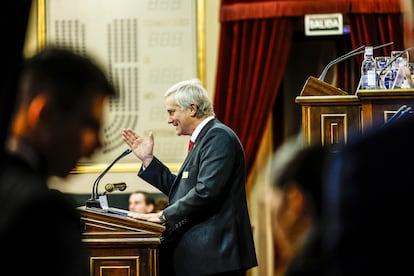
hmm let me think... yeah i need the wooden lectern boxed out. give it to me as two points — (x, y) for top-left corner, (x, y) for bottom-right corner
(296, 76), (414, 145)
(77, 206), (165, 276)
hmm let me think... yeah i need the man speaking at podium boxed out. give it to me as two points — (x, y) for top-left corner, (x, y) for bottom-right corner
(0, 48), (116, 276)
(122, 79), (258, 276)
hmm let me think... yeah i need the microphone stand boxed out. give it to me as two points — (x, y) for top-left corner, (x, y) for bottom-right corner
(319, 45), (366, 81)
(85, 148), (132, 208)
(318, 41), (394, 82)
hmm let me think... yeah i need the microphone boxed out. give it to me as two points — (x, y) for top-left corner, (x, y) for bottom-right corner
(85, 148), (132, 208)
(104, 182), (127, 193)
(319, 45), (366, 81)
(385, 105), (413, 125)
(318, 41), (394, 81)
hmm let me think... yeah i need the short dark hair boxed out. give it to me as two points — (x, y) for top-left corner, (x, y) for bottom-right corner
(131, 191), (156, 206)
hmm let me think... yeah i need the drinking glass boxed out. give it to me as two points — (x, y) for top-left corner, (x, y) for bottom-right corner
(375, 56), (392, 89)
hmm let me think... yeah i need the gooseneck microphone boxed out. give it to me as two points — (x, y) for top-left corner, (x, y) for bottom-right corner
(85, 148), (132, 208)
(104, 182), (127, 193)
(318, 41), (394, 81)
(319, 45), (366, 81)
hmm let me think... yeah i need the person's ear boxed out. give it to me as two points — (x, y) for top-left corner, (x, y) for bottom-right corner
(282, 185), (305, 227)
(285, 185), (305, 213)
(286, 185), (305, 212)
(147, 204), (155, 213)
(189, 104), (197, 117)
(27, 94), (48, 128)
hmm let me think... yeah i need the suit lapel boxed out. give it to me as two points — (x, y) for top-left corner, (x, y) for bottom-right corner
(170, 119), (217, 193)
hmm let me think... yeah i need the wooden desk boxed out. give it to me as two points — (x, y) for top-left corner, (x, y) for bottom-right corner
(357, 89), (414, 132)
(78, 206), (165, 276)
(295, 95), (360, 145)
(296, 88), (414, 145)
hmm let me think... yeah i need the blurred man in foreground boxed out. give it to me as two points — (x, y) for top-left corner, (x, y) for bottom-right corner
(0, 47), (115, 276)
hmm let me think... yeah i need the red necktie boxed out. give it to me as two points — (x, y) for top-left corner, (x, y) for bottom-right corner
(188, 140), (194, 153)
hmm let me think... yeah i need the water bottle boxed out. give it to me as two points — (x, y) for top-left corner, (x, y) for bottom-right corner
(360, 46), (377, 89)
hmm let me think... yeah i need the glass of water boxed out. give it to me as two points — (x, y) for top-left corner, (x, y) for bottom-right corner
(375, 56), (392, 89)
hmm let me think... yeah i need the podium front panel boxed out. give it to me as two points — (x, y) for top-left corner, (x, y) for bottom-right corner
(77, 206), (164, 276)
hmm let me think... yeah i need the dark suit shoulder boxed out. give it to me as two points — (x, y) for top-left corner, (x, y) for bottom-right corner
(200, 119), (241, 143)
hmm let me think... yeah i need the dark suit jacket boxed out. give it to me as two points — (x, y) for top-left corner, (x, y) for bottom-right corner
(322, 114), (414, 275)
(0, 153), (89, 276)
(139, 119), (258, 275)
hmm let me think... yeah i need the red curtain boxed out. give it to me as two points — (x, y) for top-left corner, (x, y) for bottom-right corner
(214, 18), (294, 174)
(215, 0), (404, 176)
(220, 0), (349, 19)
(347, 2), (404, 66)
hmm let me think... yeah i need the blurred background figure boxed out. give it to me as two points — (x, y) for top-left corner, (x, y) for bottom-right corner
(266, 134), (333, 276)
(0, 47), (115, 276)
(316, 2), (414, 275)
(154, 197), (169, 212)
(321, 114), (414, 276)
(128, 190), (156, 213)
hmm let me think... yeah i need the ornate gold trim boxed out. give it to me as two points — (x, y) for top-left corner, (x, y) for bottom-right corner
(36, 1), (205, 173)
(321, 113), (348, 145)
(197, 0), (206, 85)
(36, 0), (46, 49)
(37, 0), (205, 80)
